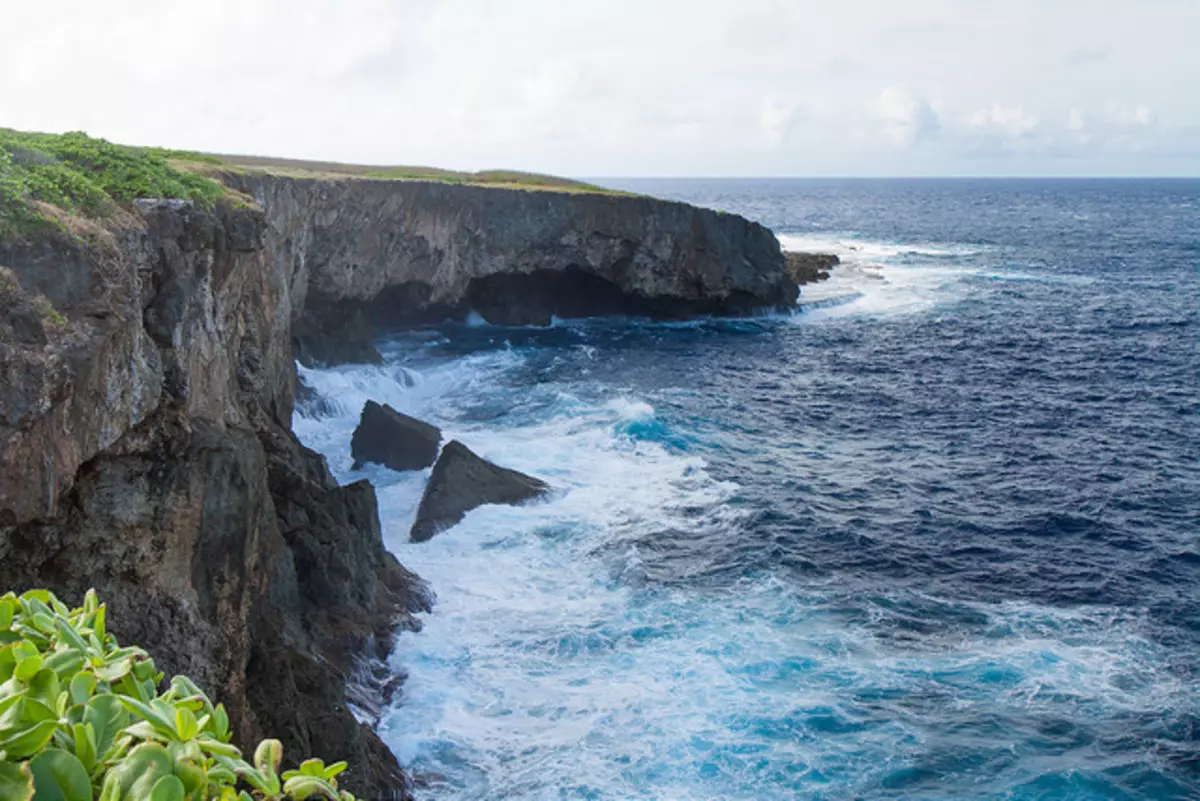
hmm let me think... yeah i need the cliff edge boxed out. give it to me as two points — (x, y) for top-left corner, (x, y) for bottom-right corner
(223, 172), (798, 365)
(0, 201), (428, 798)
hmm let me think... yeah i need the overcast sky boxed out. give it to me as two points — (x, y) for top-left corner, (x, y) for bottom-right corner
(2, 1), (1196, 177)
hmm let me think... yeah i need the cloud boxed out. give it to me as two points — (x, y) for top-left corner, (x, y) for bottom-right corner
(874, 85), (940, 148)
(968, 104), (1040, 137)
(0, 0), (1195, 176)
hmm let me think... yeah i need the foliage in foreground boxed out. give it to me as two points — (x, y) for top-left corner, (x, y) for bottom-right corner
(0, 129), (225, 237)
(0, 589), (355, 801)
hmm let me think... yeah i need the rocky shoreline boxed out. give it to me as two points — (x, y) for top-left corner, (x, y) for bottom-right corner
(0, 175), (823, 796)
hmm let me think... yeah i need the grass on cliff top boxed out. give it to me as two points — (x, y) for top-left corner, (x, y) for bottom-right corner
(0, 128), (233, 238)
(197, 153), (629, 195)
(0, 127), (630, 238)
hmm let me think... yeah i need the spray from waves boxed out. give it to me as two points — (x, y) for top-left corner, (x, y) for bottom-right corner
(778, 232), (990, 319)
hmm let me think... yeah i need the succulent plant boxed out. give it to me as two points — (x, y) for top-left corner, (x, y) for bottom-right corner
(0, 590), (357, 801)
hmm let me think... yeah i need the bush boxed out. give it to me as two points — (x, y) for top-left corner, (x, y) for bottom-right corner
(0, 589), (355, 801)
(0, 129), (227, 238)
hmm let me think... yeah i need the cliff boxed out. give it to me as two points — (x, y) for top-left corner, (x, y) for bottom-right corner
(222, 173), (797, 364)
(0, 202), (429, 798)
(1, 142), (799, 797)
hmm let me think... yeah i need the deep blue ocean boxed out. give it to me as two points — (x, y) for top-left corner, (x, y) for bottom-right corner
(296, 179), (1200, 800)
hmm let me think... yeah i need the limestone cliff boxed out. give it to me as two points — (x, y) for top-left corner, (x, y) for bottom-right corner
(223, 174), (798, 364)
(0, 172), (798, 797)
(0, 202), (428, 798)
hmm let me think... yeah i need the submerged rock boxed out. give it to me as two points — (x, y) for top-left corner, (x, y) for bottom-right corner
(410, 440), (549, 542)
(785, 252), (839, 284)
(351, 401), (442, 471)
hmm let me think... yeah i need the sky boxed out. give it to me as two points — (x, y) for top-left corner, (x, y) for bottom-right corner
(2, 0), (1196, 177)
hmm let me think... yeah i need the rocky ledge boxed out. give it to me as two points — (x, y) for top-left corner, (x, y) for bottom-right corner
(222, 174), (799, 365)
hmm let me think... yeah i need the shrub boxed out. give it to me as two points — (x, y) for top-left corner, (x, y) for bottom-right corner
(0, 589), (355, 801)
(0, 129), (227, 238)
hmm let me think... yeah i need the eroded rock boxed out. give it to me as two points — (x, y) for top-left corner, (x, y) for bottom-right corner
(410, 440), (549, 542)
(785, 252), (840, 284)
(351, 401), (441, 471)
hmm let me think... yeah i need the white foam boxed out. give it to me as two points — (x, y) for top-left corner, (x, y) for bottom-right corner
(290, 341), (1196, 800)
(778, 232), (988, 320)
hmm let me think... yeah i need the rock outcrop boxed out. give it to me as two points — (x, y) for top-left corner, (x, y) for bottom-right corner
(785, 252), (840, 285)
(352, 401), (441, 471)
(0, 201), (427, 798)
(222, 174), (799, 364)
(410, 441), (549, 542)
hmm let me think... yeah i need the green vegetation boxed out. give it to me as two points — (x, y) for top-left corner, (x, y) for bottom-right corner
(0, 129), (226, 238)
(0, 589), (356, 800)
(0, 126), (631, 239)
(211, 154), (626, 194)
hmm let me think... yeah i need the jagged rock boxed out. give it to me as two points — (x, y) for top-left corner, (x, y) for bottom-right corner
(223, 173), (799, 361)
(785, 252), (840, 285)
(351, 401), (441, 471)
(410, 440), (549, 542)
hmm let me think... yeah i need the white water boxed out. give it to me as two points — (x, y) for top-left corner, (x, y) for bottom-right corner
(778, 232), (987, 319)
(289, 246), (1189, 797)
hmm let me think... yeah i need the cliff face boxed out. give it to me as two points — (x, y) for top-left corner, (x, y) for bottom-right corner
(0, 202), (428, 798)
(224, 174), (797, 364)
(0, 174), (795, 796)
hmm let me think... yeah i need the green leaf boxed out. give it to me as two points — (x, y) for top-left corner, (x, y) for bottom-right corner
(148, 775), (184, 801)
(25, 670), (59, 707)
(281, 775), (340, 800)
(0, 761), (34, 801)
(0, 599), (15, 631)
(11, 644), (37, 666)
(41, 652), (85, 680)
(197, 738), (241, 759)
(71, 722), (96, 772)
(13, 656), (43, 684)
(89, 607), (104, 643)
(68, 674), (95, 707)
(82, 695), (127, 757)
(253, 739), (282, 775)
(18, 591), (51, 607)
(52, 621), (89, 656)
(116, 697), (175, 740)
(174, 707), (198, 742)
(323, 762), (347, 780)
(0, 693), (22, 720)
(0, 720), (59, 759)
(28, 749), (92, 801)
(18, 699), (57, 724)
(207, 703), (230, 741)
(92, 658), (130, 685)
(107, 742), (172, 800)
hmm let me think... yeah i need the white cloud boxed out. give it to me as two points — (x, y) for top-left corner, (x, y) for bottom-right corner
(874, 85), (940, 149)
(969, 104), (1040, 137)
(0, 0), (1195, 176)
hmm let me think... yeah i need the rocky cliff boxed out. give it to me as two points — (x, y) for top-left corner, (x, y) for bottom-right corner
(0, 201), (428, 798)
(0, 172), (797, 796)
(223, 174), (798, 364)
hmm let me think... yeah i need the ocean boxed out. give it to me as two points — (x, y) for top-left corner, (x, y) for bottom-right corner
(294, 178), (1199, 800)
